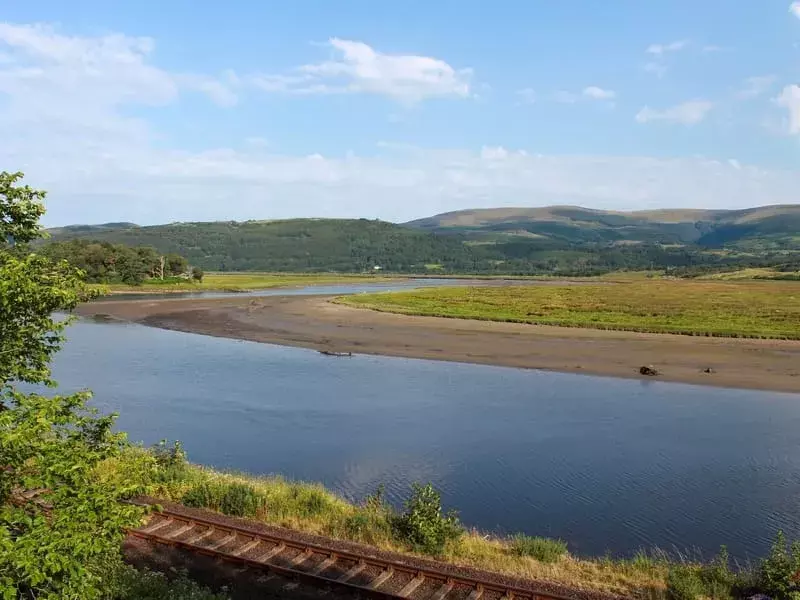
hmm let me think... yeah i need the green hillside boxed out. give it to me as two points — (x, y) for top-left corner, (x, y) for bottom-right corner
(405, 205), (800, 249)
(44, 204), (800, 276)
(44, 219), (477, 272)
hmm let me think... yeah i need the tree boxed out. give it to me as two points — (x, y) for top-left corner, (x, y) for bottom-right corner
(0, 171), (150, 599)
(165, 254), (188, 277)
(191, 266), (204, 282)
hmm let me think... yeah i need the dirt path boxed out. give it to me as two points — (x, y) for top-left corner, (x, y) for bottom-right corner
(78, 294), (800, 393)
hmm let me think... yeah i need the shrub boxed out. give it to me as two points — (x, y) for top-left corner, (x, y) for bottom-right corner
(219, 482), (267, 518)
(151, 440), (189, 484)
(181, 480), (266, 518)
(105, 564), (228, 599)
(757, 531), (800, 600)
(667, 547), (737, 600)
(668, 565), (707, 600)
(393, 483), (463, 556)
(509, 535), (568, 563)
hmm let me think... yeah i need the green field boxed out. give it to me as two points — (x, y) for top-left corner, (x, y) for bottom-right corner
(92, 272), (397, 293)
(339, 280), (800, 339)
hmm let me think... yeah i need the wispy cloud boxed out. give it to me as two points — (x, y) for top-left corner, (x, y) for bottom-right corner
(582, 86), (616, 100)
(551, 87), (615, 104)
(0, 23), (237, 108)
(736, 75), (777, 99)
(776, 85), (800, 135)
(790, 1), (800, 19)
(250, 38), (472, 104)
(646, 40), (689, 55)
(635, 100), (714, 125)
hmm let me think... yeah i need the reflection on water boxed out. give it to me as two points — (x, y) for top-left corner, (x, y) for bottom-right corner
(43, 316), (800, 560)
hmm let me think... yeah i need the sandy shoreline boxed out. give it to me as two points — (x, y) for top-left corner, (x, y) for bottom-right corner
(78, 294), (800, 394)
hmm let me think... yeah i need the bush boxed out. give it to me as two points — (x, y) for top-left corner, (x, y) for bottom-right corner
(220, 482), (267, 518)
(757, 531), (800, 600)
(182, 480), (266, 518)
(105, 564), (228, 599)
(668, 566), (707, 600)
(393, 483), (463, 556)
(151, 440), (189, 484)
(509, 535), (568, 563)
(667, 547), (737, 600)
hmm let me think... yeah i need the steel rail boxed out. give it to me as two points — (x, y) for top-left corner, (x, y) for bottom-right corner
(130, 507), (584, 600)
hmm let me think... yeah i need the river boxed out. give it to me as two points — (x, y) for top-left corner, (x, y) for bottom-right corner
(41, 281), (800, 561)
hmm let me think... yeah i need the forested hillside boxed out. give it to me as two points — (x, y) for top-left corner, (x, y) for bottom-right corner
(45, 206), (800, 275)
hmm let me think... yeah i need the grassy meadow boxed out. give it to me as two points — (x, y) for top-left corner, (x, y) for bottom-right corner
(338, 279), (800, 339)
(91, 272), (397, 294)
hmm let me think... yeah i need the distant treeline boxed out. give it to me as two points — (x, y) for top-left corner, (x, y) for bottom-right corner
(42, 239), (198, 285)
(43, 219), (800, 277)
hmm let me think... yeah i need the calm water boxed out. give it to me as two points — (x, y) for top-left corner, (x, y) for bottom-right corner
(43, 306), (800, 561)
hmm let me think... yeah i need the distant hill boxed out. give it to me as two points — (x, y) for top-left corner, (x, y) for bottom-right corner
(404, 205), (800, 249)
(44, 219), (476, 272)
(44, 204), (800, 275)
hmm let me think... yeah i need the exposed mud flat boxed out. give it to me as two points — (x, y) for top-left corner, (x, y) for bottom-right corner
(78, 294), (800, 394)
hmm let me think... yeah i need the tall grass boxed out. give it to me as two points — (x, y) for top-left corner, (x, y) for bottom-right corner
(110, 447), (667, 596)
(92, 272), (396, 294)
(109, 445), (800, 599)
(338, 280), (800, 339)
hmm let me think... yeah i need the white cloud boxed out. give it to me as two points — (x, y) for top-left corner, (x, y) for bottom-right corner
(516, 87), (537, 104)
(582, 86), (616, 100)
(15, 143), (798, 226)
(1, 22), (797, 226)
(635, 100), (714, 125)
(776, 85), (800, 135)
(0, 23), (236, 109)
(736, 75), (777, 99)
(646, 40), (689, 55)
(790, 2), (800, 19)
(550, 87), (615, 105)
(251, 38), (472, 103)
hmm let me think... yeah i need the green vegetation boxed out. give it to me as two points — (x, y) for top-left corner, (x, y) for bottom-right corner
(339, 279), (800, 339)
(106, 442), (800, 600)
(92, 271), (397, 293)
(45, 206), (800, 276)
(407, 204), (800, 250)
(1, 171), (151, 599)
(392, 483), (464, 556)
(510, 535), (569, 563)
(1, 172), (222, 600)
(109, 444), (668, 597)
(42, 239), (191, 285)
(105, 566), (227, 600)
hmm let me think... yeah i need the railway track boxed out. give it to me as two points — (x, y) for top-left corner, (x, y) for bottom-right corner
(130, 507), (582, 600)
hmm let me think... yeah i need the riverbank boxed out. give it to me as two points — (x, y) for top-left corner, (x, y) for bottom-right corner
(91, 272), (399, 294)
(76, 293), (800, 393)
(110, 447), (667, 597)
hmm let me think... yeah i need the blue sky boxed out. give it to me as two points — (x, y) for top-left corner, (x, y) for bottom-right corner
(1, 1), (799, 225)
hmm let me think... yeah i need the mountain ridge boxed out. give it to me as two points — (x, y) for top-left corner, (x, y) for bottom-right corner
(42, 204), (800, 274)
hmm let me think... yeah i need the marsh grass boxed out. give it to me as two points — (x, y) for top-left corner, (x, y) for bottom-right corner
(92, 272), (396, 293)
(338, 280), (800, 339)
